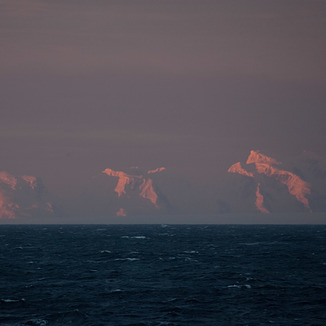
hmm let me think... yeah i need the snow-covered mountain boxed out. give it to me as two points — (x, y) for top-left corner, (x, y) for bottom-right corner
(102, 167), (167, 216)
(0, 171), (54, 219)
(228, 150), (312, 213)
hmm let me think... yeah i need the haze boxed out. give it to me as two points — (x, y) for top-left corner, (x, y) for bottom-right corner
(1, 0), (326, 223)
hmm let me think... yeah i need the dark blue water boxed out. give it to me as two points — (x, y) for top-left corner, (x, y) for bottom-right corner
(0, 224), (325, 325)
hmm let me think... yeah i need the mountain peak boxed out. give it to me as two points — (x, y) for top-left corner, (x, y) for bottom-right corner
(102, 167), (166, 215)
(0, 171), (54, 219)
(247, 150), (281, 166)
(229, 151), (311, 213)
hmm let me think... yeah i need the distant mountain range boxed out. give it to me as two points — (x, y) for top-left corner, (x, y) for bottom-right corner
(1, 150), (326, 220)
(228, 150), (312, 213)
(0, 171), (54, 219)
(102, 167), (167, 216)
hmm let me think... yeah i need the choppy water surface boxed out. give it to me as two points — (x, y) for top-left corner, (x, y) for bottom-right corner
(0, 224), (325, 325)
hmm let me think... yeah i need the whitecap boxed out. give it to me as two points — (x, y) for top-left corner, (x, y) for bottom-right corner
(227, 285), (241, 288)
(114, 258), (140, 261)
(241, 242), (261, 246)
(25, 284), (34, 288)
(127, 257), (140, 261)
(227, 284), (251, 289)
(1, 298), (25, 303)
(1, 299), (19, 303)
(99, 250), (111, 254)
(26, 318), (48, 326)
(242, 241), (284, 246)
(165, 297), (178, 302)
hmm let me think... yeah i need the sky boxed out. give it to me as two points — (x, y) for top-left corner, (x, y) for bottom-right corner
(1, 0), (326, 223)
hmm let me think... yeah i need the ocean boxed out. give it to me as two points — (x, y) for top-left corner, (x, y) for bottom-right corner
(0, 224), (325, 325)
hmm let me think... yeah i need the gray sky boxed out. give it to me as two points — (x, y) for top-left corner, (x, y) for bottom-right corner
(1, 0), (326, 223)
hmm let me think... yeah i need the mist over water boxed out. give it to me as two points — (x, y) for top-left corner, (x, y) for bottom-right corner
(1, 224), (325, 325)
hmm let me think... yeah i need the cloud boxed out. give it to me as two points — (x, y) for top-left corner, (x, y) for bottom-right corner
(228, 150), (311, 212)
(102, 167), (166, 215)
(0, 0), (45, 15)
(0, 171), (54, 219)
(0, 127), (191, 145)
